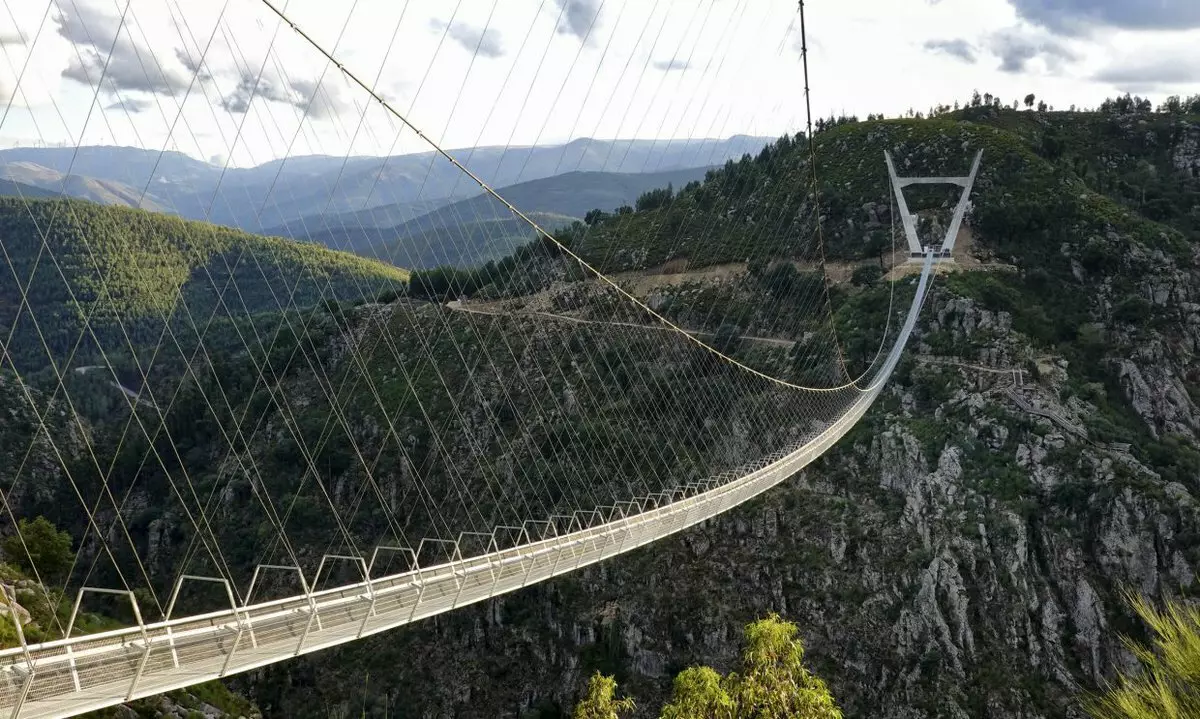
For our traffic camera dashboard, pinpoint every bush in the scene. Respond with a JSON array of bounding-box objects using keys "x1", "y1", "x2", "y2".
[
  {"x1": 1, "y1": 517, "x2": 74, "y2": 582},
  {"x1": 1113, "y1": 296, "x2": 1152, "y2": 324},
  {"x1": 851, "y1": 264, "x2": 883, "y2": 287}
]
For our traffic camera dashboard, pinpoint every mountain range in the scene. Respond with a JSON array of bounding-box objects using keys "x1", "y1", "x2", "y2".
[
  {"x1": 284, "y1": 166, "x2": 715, "y2": 268},
  {"x1": 0, "y1": 135, "x2": 769, "y2": 241}
]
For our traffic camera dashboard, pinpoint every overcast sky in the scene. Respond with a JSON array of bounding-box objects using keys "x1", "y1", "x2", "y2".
[{"x1": 1, "y1": 0, "x2": 1198, "y2": 168}]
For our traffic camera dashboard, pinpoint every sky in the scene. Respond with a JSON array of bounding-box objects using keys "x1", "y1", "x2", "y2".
[{"x1": 1, "y1": 0, "x2": 1199, "y2": 168}]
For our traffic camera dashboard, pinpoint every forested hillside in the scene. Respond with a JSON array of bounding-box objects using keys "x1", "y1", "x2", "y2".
[
  {"x1": 0, "y1": 100, "x2": 1198, "y2": 719},
  {"x1": 0, "y1": 197, "x2": 408, "y2": 377}
]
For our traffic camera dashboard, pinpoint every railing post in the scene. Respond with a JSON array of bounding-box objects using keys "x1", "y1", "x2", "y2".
[
  {"x1": 239, "y1": 564, "x2": 307, "y2": 658},
  {"x1": 519, "y1": 521, "x2": 554, "y2": 587},
  {"x1": 163, "y1": 575, "x2": 239, "y2": 670},
  {"x1": 549, "y1": 515, "x2": 582, "y2": 577},
  {"x1": 3, "y1": 584, "x2": 36, "y2": 718},
  {"x1": 407, "y1": 539, "x2": 459, "y2": 623},
  {"x1": 452, "y1": 532, "x2": 494, "y2": 608},
  {"x1": 358, "y1": 546, "x2": 415, "y2": 638},
  {"x1": 124, "y1": 594, "x2": 150, "y2": 701},
  {"x1": 61, "y1": 587, "x2": 152, "y2": 702},
  {"x1": 573, "y1": 509, "x2": 603, "y2": 572}
]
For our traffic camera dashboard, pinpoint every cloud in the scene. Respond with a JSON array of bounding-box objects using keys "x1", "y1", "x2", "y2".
[
  {"x1": 923, "y1": 38, "x2": 977, "y2": 63},
  {"x1": 55, "y1": 4, "x2": 190, "y2": 96},
  {"x1": 219, "y1": 70, "x2": 350, "y2": 120},
  {"x1": 0, "y1": 31, "x2": 24, "y2": 45},
  {"x1": 984, "y1": 27, "x2": 1078, "y2": 72},
  {"x1": 653, "y1": 58, "x2": 691, "y2": 72},
  {"x1": 554, "y1": 0, "x2": 602, "y2": 43},
  {"x1": 1007, "y1": 0, "x2": 1200, "y2": 34},
  {"x1": 106, "y1": 97, "x2": 152, "y2": 113},
  {"x1": 289, "y1": 76, "x2": 352, "y2": 120},
  {"x1": 1094, "y1": 52, "x2": 1200, "y2": 92},
  {"x1": 429, "y1": 19, "x2": 505, "y2": 58},
  {"x1": 174, "y1": 46, "x2": 212, "y2": 83}
]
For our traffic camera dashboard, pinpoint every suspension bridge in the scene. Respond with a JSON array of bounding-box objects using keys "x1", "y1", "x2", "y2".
[{"x1": 0, "y1": 0, "x2": 978, "y2": 716}]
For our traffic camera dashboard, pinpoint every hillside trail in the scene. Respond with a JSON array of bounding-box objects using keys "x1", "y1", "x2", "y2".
[
  {"x1": 441, "y1": 222, "x2": 1012, "y2": 353},
  {"x1": 73, "y1": 365, "x2": 157, "y2": 410},
  {"x1": 444, "y1": 301, "x2": 796, "y2": 349}
]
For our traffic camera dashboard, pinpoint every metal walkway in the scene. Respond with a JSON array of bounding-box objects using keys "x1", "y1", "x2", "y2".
[{"x1": 0, "y1": 256, "x2": 932, "y2": 719}]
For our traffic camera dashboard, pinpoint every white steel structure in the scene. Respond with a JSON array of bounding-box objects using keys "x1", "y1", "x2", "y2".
[
  {"x1": 0, "y1": 252, "x2": 937, "y2": 719},
  {"x1": 885, "y1": 150, "x2": 983, "y2": 262}
]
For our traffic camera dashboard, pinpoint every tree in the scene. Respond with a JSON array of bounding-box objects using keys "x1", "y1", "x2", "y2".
[
  {"x1": 1, "y1": 517, "x2": 74, "y2": 582},
  {"x1": 851, "y1": 264, "x2": 883, "y2": 288},
  {"x1": 584, "y1": 208, "x2": 608, "y2": 226},
  {"x1": 577, "y1": 615, "x2": 841, "y2": 719},
  {"x1": 1085, "y1": 592, "x2": 1200, "y2": 719},
  {"x1": 1024, "y1": 93, "x2": 1036, "y2": 109},
  {"x1": 660, "y1": 667, "x2": 733, "y2": 719},
  {"x1": 573, "y1": 673, "x2": 634, "y2": 719},
  {"x1": 636, "y1": 185, "x2": 674, "y2": 212},
  {"x1": 722, "y1": 615, "x2": 842, "y2": 718},
  {"x1": 1037, "y1": 100, "x2": 1048, "y2": 112}
]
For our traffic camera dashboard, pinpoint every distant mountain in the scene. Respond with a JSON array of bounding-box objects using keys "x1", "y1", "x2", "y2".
[
  {"x1": 0, "y1": 161, "x2": 166, "y2": 211},
  {"x1": 0, "y1": 178, "x2": 59, "y2": 200},
  {"x1": 264, "y1": 198, "x2": 452, "y2": 239},
  {"x1": 395, "y1": 166, "x2": 714, "y2": 236},
  {"x1": 0, "y1": 135, "x2": 773, "y2": 234},
  {"x1": 0, "y1": 146, "x2": 219, "y2": 187},
  {"x1": 294, "y1": 166, "x2": 713, "y2": 269}
]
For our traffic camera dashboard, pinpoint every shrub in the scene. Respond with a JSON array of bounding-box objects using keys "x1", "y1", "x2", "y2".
[{"x1": 1, "y1": 517, "x2": 74, "y2": 582}]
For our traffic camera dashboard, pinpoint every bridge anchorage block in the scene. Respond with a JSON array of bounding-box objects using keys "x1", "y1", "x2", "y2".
[{"x1": 885, "y1": 149, "x2": 982, "y2": 264}]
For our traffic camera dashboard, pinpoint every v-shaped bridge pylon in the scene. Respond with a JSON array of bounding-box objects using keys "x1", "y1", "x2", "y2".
[{"x1": 884, "y1": 150, "x2": 983, "y2": 262}]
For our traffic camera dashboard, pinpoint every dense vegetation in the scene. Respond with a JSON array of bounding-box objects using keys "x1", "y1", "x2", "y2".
[{"x1": 0, "y1": 197, "x2": 408, "y2": 374}]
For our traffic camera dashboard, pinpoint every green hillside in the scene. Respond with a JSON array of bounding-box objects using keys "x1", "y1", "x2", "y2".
[
  {"x1": 311, "y1": 210, "x2": 577, "y2": 269},
  {"x1": 569, "y1": 109, "x2": 1197, "y2": 274},
  {"x1": 0, "y1": 197, "x2": 408, "y2": 373}
]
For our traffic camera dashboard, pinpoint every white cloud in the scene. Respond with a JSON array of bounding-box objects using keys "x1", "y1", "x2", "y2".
[
  {"x1": 430, "y1": 19, "x2": 505, "y2": 59},
  {"x1": 553, "y1": 0, "x2": 603, "y2": 44}
]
